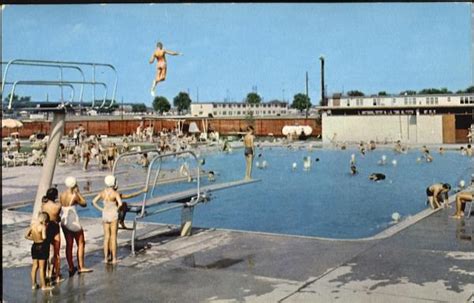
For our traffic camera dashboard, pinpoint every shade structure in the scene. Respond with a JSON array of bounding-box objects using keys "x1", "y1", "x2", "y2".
[
  {"x1": 2, "y1": 118, "x2": 23, "y2": 129},
  {"x1": 282, "y1": 125, "x2": 312, "y2": 136},
  {"x1": 188, "y1": 122, "x2": 200, "y2": 133}
]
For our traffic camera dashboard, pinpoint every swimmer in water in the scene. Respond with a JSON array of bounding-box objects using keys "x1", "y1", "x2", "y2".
[
  {"x1": 369, "y1": 173, "x2": 385, "y2": 181},
  {"x1": 350, "y1": 164, "x2": 358, "y2": 175},
  {"x1": 149, "y1": 41, "x2": 182, "y2": 96},
  {"x1": 359, "y1": 142, "x2": 366, "y2": 155}
]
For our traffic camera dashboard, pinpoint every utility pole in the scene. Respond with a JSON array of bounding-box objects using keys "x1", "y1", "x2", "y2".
[
  {"x1": 305, "y1": 71, "x2": 309, "y2": 119},
  {"x1": 121, "y1": 96, "x2": 124, "y2": 120},
  {"x1": 320, "y1": 56, "x2": 325, "y2": 106}
]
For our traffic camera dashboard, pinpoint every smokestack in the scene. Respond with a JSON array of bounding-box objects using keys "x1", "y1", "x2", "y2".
[{"x1": 320, "y1": 56, "x2": 325, "y2": 106}]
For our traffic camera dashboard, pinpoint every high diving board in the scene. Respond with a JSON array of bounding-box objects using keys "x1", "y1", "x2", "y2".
[{"x1": 132, "y1": 178, "x2": 260, "y2": 208}]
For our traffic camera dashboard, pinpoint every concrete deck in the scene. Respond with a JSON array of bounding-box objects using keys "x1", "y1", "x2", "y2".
[{"x1": 2, "y1": 163, "x2": 474, "y2": 302}]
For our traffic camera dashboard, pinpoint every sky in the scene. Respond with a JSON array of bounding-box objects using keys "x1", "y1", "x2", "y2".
[{"x1": 1, "y1": 3, "x2": 473, "y2": 106}]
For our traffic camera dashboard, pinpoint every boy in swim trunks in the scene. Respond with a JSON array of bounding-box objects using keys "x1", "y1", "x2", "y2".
[
  {"x1": 25, "y1": 212, "x2": 54, "y2": 291},
  {"x1": 41, "y1": 188, "x2": 63, "y2": 283},
  {"x1": 426, "y1": 183, "x2": 451, "y2": 209},
  {"x1": 244, "y1": 126, "x2": 255, "y2": 180},
  {"x1": 149, "y1": 41, "x2": 182, "y2": 96}
]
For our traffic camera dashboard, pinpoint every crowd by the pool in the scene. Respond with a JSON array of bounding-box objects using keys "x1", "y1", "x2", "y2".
[{"x1": 8, "y1": 123, "x2": 474, "y2": 291}]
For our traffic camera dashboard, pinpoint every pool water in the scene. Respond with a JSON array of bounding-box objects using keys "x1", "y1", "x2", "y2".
[{"x1": 18, "y1": 147, "x2": 473, "y2": 239}]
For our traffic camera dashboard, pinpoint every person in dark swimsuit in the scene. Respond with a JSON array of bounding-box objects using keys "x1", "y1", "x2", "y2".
[
  {"x1": 25, "y1": 212, "x2": 54, "y2": 291},
  {"x1": 369, "y1": 173, "x2": 385, "y2": 181},
  {"x1": 426, "y1": 183, "x2": 451, "y2": 209},
  {"x1": 243, "y1": 126, "x2": 255, "y2": 180}
]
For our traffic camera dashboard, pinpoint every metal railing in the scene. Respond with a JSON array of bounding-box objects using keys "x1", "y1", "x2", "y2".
[
  {"x1": 6, "y1": 80, "x2": 108, "y2": 110},
  {"x1": 1, "y1": 60, "x2": 86, "y2": 103},
  {"x1": 5, "y1": 81, "x2": 76, "y2": 108},
  {"x1": 2, "y1": 59, "x2": 118, "y2": 108}
]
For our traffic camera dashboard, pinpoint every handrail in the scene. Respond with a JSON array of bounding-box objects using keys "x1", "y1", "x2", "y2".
[
  {"x1": 112, "y1": 148, "x2": 161, "y2": 176},
  {"x1": 2, "y1": 59, "x2": 118, "y2": 108},
  {"x1": 1, "y1": 61, "x2": 86, "y2": 105},
  {"x1": 8, "y1": 81, "x2": 75, "y2": 108},
  {"x1": 7, "y1": 80, "x2": 107, "y2": 110},
  {"x1": 141, "y1": 151, "x2": 201, "y2": 218}
]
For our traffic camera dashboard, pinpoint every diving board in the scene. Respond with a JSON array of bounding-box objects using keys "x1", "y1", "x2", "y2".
[
  {"x1": 128, "y1": 178, "x2": 260, "y2": 255},
  {"x1": 115, "y1": 149, "x2": 263, "y2": 255},
  {"x1": 132, "y1": 178, "x2": 260, "y2": 208}
]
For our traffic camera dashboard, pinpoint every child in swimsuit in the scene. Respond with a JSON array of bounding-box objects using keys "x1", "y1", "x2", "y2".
[{"x1": 25, "y1": 212, "x2": 54, "y2": 291}]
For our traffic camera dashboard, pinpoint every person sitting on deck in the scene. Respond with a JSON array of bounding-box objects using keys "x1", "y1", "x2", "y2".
[
  {"x1": 451, "y1": 191, "x2": 473, "y2": 219},
  {"x1": 426, "y1": 183, "x2": 451, "y2": 209}
]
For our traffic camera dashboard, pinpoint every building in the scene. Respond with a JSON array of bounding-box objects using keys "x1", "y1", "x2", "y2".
[
  {"x1": 190, "y1": 101, "x2": 289, "y2": 118},
  {"x1": 318, "y1": 93, "x2": 473, "y2": 144}
]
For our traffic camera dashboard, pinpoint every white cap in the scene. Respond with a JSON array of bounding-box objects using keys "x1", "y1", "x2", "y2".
[
  {"x1": 65, "y1": 176, "x2": 77, "y2": 188},
  {"x1": 104, "y1": 175, "x2": 116, "y2": 187}
]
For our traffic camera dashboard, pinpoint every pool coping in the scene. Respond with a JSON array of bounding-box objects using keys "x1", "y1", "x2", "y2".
[{"x1": 6, "y1": 182, "x2": 462, "y2": 243}]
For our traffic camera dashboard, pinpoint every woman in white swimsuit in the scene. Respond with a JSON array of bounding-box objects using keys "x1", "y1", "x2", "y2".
[
  {"x1": 60, "y1": 176, "x2": 93, "y2": 276},
  {"x1": 93, "y1": 175, "x2": 123, "y2": 264}
]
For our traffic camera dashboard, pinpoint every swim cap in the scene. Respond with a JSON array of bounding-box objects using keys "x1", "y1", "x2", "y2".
[
  {"x1": 105, "y1": 175, "x2": 116, "y2": 187},
  {"x1": 65, "y1": 176, "x2": 77, "y2": 188}
]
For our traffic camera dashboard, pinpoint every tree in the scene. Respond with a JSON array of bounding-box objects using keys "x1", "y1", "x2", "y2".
[
  {"x1": 347, "y1": 90, "x2": 365, "y2": 97},
  {"x1": 378, "y1": 91, "x2": 387, "y2": 96},
  {"x1": 152, "y1": 96, "x2": 171, "y2": 114},
  {"x1": 291, "y1": 93, "x2": 311, "y2": 113},
  {"x1": 464, "y1": 86, "x2": 474, "y2": 93},
  {"x1": 173, "y1": 92, "x2": 192, "y2": 114},
  {"x1": 399, "y1": 90, "x2": 417, "y2": 96},
  {"x1": 418, "y1": 88, "x2": 452, "y2": 95},
  {"x1": 131, "y1": 103, "x2": 147, "y2": 112},
  {"x1": 245, "y1": 92, "x2": 262, "y2": 104}
]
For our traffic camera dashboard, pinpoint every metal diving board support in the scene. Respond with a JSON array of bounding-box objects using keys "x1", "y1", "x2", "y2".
[
  {"x1": 1, "y1": 60, "x2": 87, "y2": 105},
  {"x1": 6, "y1": 81, "x2": 76, "y2": 109},
  {"x1": 2, "y1": 59, "x2": 118, "y2": 109}
]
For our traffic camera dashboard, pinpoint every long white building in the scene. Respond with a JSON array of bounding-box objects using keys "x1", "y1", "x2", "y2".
[
  {"x1": 319, "y1": 93, "x2": 473, "y2": 144},
  {"x1": 190, "y1": 101, "x2": 289, "y2": 118}
]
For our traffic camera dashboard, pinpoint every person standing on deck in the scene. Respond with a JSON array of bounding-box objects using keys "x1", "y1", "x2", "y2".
[
  {"x1": 244, "y1": 126, "x2": 255, "y2": 180},
  {"x1": 149, "y1": 41, "x2": 182, "y2": 96}
]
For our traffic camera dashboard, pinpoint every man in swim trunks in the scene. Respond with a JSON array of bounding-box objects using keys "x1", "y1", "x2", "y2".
[
  {"x1": 149, "y1": 41, "x2": 182, "y2": 97},
  {"x1": 244, "y1": 125, "x2": 255, "y2": 180},
  {"x1": 426, "y1": 183, "x2": 451, "y2": 209},
  {"x1": 107, "y1": 143, "x2": 118, "y2": 171},
  {"x1": 41, "y1": 188, "x2": 63, "y2": 283},
  {"x1": 25, "y1": 212, "x2": 54, "y2": 291},
  {"x1": 60, "y1": 177, "x2": 93, "y2": 276},
  {"x1": 452, "y1": 191, "x2": 473, "y2": 218}
]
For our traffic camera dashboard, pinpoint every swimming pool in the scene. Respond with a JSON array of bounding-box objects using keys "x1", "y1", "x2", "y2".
[{"x1": 17, "y1": 147, "x2": 473, "y2": 239}]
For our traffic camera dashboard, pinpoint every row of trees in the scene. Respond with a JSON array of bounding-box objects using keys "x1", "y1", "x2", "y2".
[
  {"x1": 346, "y1": 86, "x2": 474, "y2": 97},
  {"x1": 152, "y1": 91, "x2": 312, "y2": 114}
]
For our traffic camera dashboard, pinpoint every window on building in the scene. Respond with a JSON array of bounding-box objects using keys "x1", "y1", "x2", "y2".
[
  {"x1": 213, "y1": 104, "x2": 217, "y2": 108},
  {"x1": 434, "y1": 97, "x2": 438, "y2": 104},
  {"x1": 213, "y1": 112, "x2": 217, "y2": 116},
  {"x1": 447, "y1": 97, "x2": 451, "y2": 102},
  {"x1": 281, "y1": 110, "x2": 286, "y2": 114},
  {"x1": 237, "y1": 111, "x2": 241, "y2": 115},
  {"x1": 222, "y1": 111, "x2": 227, "y2": 115},
  {"x1": 470, "y1": 97, "x2": 474, "y2": 104},
  {"x1": 199, "y1": 111, "x2": 203, "y2": 115}
]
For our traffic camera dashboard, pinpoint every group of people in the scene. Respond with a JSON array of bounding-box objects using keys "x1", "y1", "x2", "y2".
[
  {"x1": 425, "y1": 182, "x2": 473, "y2": 219},
  {"x1": 26, "y1": 177, "x2": 92, "y2": 291},
  {"x1": 26, "y1": 175, "x2": 146, "y2": 291}
]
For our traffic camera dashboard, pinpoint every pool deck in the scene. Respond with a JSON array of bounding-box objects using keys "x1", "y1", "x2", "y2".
[{"x1": 2, "y1": 157, "x2": 474, "y2": 302}]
